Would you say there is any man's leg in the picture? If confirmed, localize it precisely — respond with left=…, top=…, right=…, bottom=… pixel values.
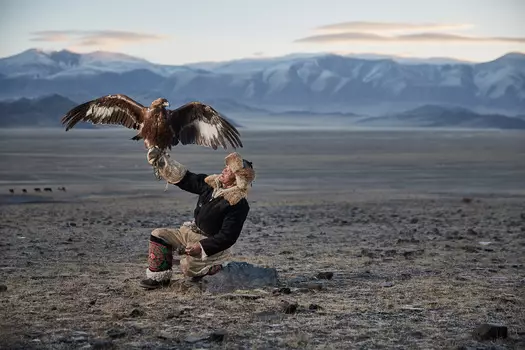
left=179, top=227, right=232, bottom=278
left=140, top=227, right=186, bottom=290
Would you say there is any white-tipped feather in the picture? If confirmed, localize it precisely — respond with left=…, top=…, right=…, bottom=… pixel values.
left=197, top=120, right=220, bottom=143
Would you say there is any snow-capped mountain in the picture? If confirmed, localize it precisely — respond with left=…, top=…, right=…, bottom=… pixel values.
left=0, top=49, right=523, bottom=114
left=0, top=49, right=191, bottom=78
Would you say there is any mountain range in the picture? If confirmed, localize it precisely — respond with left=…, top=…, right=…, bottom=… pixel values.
left=2, top=94, right=524, bottom=130
left=0, top=49, right=524, bottom=117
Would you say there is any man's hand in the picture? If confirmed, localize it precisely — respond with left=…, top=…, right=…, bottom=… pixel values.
left=185, top=243, right=202, bottom=257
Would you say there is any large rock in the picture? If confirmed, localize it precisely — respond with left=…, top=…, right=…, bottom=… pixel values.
left=472, top=323, right=508, bottom=341
left=203, top=261, right=279, bottom=293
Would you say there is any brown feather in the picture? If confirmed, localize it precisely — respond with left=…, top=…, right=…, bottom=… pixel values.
left=62, top=96, right=242, bottom=152
left=61, top=94, right=145, bottom=131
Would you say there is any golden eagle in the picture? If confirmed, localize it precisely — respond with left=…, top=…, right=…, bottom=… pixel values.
left=61, top=94, right=243, bottom=151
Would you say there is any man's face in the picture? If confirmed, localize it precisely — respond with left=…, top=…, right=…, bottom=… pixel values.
left=219, top=165, right=236, bottom=185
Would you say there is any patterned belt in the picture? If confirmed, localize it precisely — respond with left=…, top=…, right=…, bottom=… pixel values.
left=182, top=221, right=208, bottom=237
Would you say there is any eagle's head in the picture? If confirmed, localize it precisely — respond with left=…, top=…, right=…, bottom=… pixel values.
left=151, top=98, right=170, bottom=109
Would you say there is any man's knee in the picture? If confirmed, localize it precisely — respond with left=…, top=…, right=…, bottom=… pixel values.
left=151, top=228, right=170, bottom=241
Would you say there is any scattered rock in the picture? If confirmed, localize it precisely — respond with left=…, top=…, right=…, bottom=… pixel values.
left=309, top=303, right=322, bottom=310
left=462, top=245, right=480, bottom=253
left=185, top=330, right=226, bottom=343
left=91, top=339, right=115, bottom=349
left=381, top=282, right=394, bottom=288
left=254, top=311, right=282, bottom=321
left=410, top=218, right=419, bottom=224
left=403, top=249, right=425, bottom=259
left=462, top=197, right=473, bottom=204
left=410, top=331, right=424, bottom=338
left=281, top=301, right=298, bottom=314
left=316, top=271, right=334, bottom=280
left=467, top=228, right=478, bottom=236
left=360, top=248, right=379, bottom=258
left=399, top=273, right=412, bottom=280
left=0, top=284, right=7, bottom=292
left=472, top=323, right=508, bottom=341
left=106, top=329, right=126, bottom=339
left=272, top=287, right=291, bottom=295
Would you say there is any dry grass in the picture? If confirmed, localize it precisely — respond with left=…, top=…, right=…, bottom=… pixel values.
left=1, top=194, right=524, bottom=349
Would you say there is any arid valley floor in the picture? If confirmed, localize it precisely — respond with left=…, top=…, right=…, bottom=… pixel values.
left=1, top=128, right=524, bottom=349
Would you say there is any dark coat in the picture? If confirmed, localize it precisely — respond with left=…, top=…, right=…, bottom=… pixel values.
left=175, top=171, right=250, bottom=256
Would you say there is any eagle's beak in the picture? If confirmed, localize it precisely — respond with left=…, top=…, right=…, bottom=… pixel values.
left=163, top=101, right=170, bottom=108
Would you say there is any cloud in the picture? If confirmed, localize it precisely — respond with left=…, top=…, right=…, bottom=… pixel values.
left=30, top=30, right=168, bottom=48
left=315, top=21, right=473, bottom=34
left=294, top=32, right=525, bottom=44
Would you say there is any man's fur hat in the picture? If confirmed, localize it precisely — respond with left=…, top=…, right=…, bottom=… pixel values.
left=224, top=152, right=255, bottom=190
left=204, top=152, right=256, bottom=205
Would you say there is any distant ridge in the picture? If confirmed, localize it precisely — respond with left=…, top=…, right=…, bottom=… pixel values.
left=0, top=49, right=524, bottom=115
left=0, top=94, right=84, bottom=128
left=1, top=94, right=524, bottom=130
left=358, top=104, right=525, bottom=129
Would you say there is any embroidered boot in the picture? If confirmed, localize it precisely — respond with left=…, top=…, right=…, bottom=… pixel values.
left=140, top=235, right=173, bottom=290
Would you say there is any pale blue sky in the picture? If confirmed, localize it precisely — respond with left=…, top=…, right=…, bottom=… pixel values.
left=1, top=0, right=524, bottom=64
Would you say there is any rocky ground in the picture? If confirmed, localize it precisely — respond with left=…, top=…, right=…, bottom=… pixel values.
left=1, top=191, right=524, bottom=349
left=1, top=128, right=524, bottom=349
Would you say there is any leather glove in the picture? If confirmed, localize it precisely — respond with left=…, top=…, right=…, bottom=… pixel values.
left=147, top=146, right=165, bottom=167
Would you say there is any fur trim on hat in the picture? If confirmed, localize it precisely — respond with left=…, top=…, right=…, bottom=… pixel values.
left=205, top=174, right=248, bottom=206
left=225, top=152, right=244, bottom=173
left=224, top=152, right=255, bottom=189
left=204, top=152, right=255, bottom=205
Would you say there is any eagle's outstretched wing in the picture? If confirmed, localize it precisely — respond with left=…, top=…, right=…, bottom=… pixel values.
left=61, top=94, right=146, bottom=131
left=168, top=101, right=243, bottom=150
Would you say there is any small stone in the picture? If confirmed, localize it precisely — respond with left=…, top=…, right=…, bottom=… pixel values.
left=462, top=197, right=473, bottom=204
left=106, top=329, right=126, bottom=339
left=309, top=303, right=322, bottom=310
left=0, top=284, right=7, bottom=292
left=91, top=339, right=114, bottom=349
left=281, top=301, right=298, bottom=314
left=185, top=330, right=226, bottom=343
left=410, top=331, right=424, bottom=338
left=472, top=323, right=508, bottom=340
left=410, top=218, right=418, bottom=224
left=68, top=222, right=77, bottom=227
left=209, top=330, right=227, bottom=342
left=381, top=282, right=394, bottom=288
left=316, top=272, right=334, bottom=280
left=467, top=228, right=478, bottom=236
left=129, top=308, right=144, bottom=318
left=272, top=287, right=291, bottom=295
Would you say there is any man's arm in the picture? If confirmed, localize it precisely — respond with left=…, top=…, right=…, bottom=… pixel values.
left=147, top=147, right=209, bottom=195
left=199, top=201, right=250, bottom=257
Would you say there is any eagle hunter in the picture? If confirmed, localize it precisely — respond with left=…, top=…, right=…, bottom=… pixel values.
left=61, top=94, right=243, bottom=151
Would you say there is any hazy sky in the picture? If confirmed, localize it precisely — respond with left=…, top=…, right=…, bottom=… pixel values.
left=1, top=0, right=524, bottom=64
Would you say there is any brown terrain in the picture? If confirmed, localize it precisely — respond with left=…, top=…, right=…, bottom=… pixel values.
left=0, top=128, right=524, bottom=349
